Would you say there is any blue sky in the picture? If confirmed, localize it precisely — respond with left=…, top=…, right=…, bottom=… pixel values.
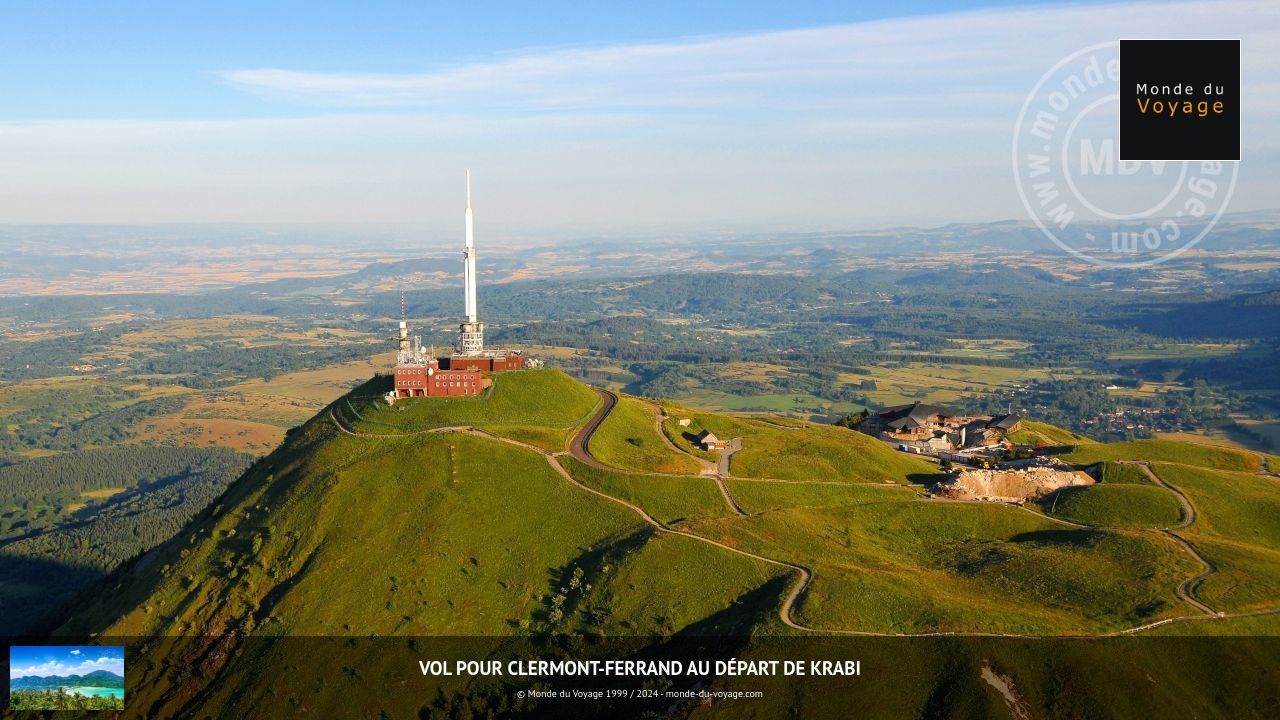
left=9, top=646, right=124, bottom=679
left=1, top=0, right=1276, bottom=233
left=1, top=0, right=1080, bottom=120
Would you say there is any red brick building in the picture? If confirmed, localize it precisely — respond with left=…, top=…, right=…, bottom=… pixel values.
left=393, top=360, right=482, bottom=398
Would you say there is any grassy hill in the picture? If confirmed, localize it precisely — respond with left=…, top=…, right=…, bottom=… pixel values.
left=588, top=396, right=702, bottom=475
left=1063, top=438, right=1261, bottom=472
left=1010, top=419, right=1094, bottom=445
left=700, top=481, right=1195, bottom=634
left=1038, top=484, right=1185, bottom=529
left=1152, top=463, right=1280, bottom=612
left=1099, top=461, right=1155, bottom=484
left=661, top=404, right=940, bottom=483
left=561, top=456, right=728, bottom=525
left=338, top=368, right=599, bottom=452
left=41, top=369, right=1280, bottom=717
left=58, top=414, right=772, bottom=641
left=341, top=368, right=598, bottom=444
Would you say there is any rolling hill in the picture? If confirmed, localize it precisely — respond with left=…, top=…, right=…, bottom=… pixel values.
left=10, top=670, right=124, bottom=691
left=45, top=368, right=1280, bottom=718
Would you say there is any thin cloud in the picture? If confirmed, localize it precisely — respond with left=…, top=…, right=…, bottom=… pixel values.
left=220, top=0, right=1279, bottom=113
left=2, top=0, right=1277, bottom=225
left=10, top=656, right=123, bottom=679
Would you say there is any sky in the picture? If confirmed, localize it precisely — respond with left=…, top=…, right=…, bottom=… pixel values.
left=9, top=646, right=124, bottom=679
left=1, top=0, right=1277, bottom=237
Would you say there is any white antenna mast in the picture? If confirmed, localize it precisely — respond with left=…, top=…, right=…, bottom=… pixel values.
left=463, top=170, right=477, bottom=323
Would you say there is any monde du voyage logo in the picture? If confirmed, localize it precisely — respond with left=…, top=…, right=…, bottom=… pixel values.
left=1013, top=39, right=1241, bottom=267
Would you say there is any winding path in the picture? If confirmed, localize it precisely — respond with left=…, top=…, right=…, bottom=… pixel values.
left=648, top=401, right=719, bottom=477
left=714, top=438, right=749, bottom=517
left=1258, top=453, right=1280, bottom=481
left=1119, top=461, right=1222, bottom=616
left=628, top=396, right=745, bottom=515
left=329, top=399, right=815, bottom=631
left=328, top=396, right=1276, bottom=638
left=567, top=388, right=617, bottom=471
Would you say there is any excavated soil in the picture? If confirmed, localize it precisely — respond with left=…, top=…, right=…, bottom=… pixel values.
left=934, top=460, right=1095, bottom=503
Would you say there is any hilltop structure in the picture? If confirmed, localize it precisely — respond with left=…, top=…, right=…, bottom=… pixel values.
left=390, top=173, right=533, bottom=400
left=391, top=316, right=481, bottom=398
left=441, top=172, right=527, bottom=372
left=457, top=170, right=483, bottom=355
left=857, top=401, right=1021, bottom=456
left=696, top=429, right=727, bottom=451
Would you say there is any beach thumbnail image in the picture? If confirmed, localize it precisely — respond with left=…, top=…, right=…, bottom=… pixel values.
left=8, top=646, right=124, bottom=711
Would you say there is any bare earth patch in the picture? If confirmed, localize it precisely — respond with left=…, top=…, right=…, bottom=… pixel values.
left=980, top=660, right=1032, bottom=720
left=934, top=459, right=1095, bottom=503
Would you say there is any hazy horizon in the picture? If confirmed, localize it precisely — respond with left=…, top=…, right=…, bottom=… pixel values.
left=2, top=0, right=1277, bottom=236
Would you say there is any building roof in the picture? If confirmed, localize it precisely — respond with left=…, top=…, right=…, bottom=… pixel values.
left=877, top=402, right=960, bottom=430
left=451, top=349, right=523, bottom=359
left=695, top=430, right=720, bottom=444
left=988, top=414, right=1022, bottom=430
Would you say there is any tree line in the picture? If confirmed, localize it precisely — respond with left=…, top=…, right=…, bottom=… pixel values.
left=0, top=445, right=250, bottom=634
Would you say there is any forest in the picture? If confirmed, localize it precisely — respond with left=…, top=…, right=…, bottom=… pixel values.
left=8, top=689, right=124, bottom=711
left=1, top=395, right=191, bottom=455
left=0, top=446, right=250, bottom=634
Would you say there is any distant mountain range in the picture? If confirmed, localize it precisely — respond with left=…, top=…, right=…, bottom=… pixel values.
left=3, top=210, right=1279, bottom=297
left=10, top=669, right=124, bottom=690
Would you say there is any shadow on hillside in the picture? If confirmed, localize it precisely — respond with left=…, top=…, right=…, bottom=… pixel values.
left=0, top=553, right=102, bottom=635
left=1008, top=528, right=1102, bottom=547
left=907, top=472, right=948, bottom=487
left=680, top=431, right=702, bottom=446
left=534, top=527, right=657, bottom=631
left=674, top=573, right=791, bottom=637
left=62, top=467, right=208, bottom=529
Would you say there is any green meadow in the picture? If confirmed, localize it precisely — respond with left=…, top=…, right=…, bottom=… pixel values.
left=682, top=487, right=1197, bottom=635
left=725, top=479, right=919, bottom=514
left=346, top=368, right=600, bottom=433
left=561, top=456, right=729, bottom=525
left=588, top=395, right=702, bottom=475
left=1153, top=463, right=1280, bottom=612
left=1100, top=461, right=1155, bottom=484
left=662, top=407, right=939, bottom=483
left=46, top=369, right=1280, bottom=717
left=1039, top=484, right=1186, bottom=529
left=1063, top=439, right=1261, bottom=473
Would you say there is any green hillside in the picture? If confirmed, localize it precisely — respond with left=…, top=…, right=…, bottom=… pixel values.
left=1011, top=419, right=1094, bottom=445
left=42, top=369, right=1280, bottom=717
left=59, top=416, right=770, bottom=641
left=344, top=368, right=599, bottom=432
left=588, top=395, right=702, bottom=475
left=690, top=484, right=1196, bottom=634
left=1063, top=438, right=1261, bottom=472
left=1100, top=461, right=1155, bottom=484
left=561, top=456, right=728, bottom=525
left=1152, top=463, right=1280, bottom=612
left=662, top=405, right=940, bottom=483
left=1038, top=484, right=1186, bottom=529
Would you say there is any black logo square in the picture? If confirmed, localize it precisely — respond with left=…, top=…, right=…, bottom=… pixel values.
left=1120, top=39, right=1239, bottom=160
